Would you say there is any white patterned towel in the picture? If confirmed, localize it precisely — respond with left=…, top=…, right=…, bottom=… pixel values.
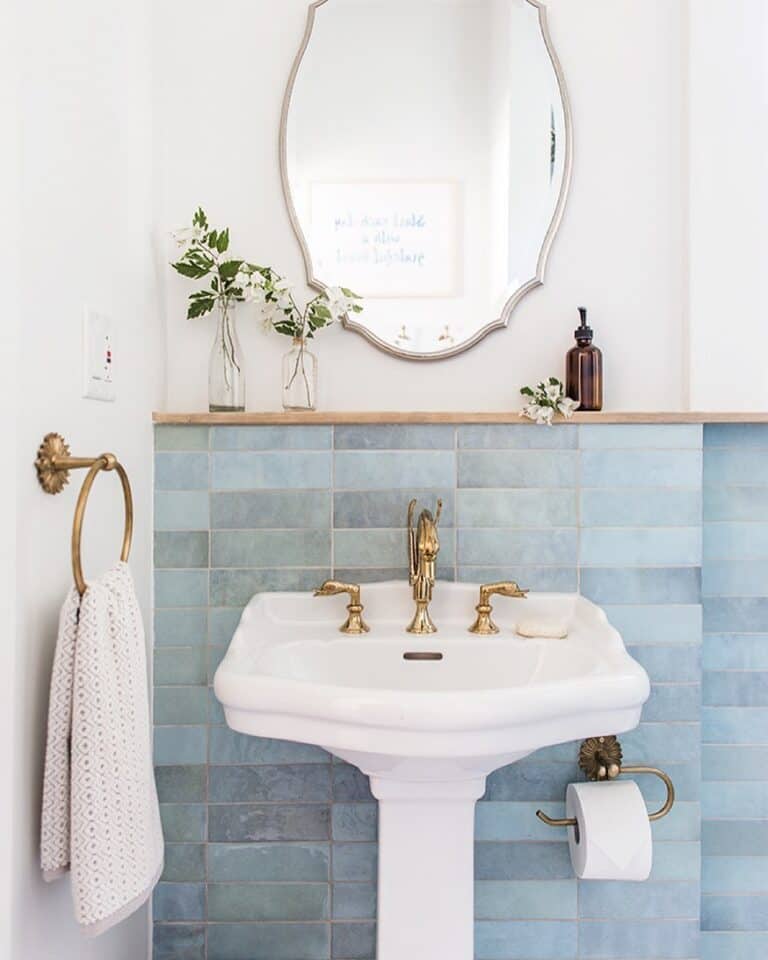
left=41, top=562, right=163, bottom=936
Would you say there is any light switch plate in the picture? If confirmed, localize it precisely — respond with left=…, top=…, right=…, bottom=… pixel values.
left=82, top=308, right=115, bottom=402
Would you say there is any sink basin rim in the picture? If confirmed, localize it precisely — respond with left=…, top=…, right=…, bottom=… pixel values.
left=213, top=585, right=650, bottom=736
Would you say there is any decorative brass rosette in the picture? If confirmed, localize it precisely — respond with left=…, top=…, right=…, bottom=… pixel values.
left=35, top=433, right=71, bottom=494
left=578, top=735, right=623, bottom=781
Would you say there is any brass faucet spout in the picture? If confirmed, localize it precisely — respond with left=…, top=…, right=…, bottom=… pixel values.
left=406, top=498, right=442, bottom=634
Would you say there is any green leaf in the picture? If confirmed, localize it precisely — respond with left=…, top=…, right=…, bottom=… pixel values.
left=217, top=228, right=230, bottom=254
left=273, top=321, right=298, bottom=337
left=341, top=287, right=361, bottom=299
left=207, top=229, right=218, bottom=249
left=219, top=259, right=242, bottom=280
left=187, top=297, right=215, bottom=319
left=173, top=261, right=211, bottom=279
left=193, top=207, right=208, bottom=229
left=520, top=386, right=534, bottom=396
left=177, top=248, right=214, bottom=270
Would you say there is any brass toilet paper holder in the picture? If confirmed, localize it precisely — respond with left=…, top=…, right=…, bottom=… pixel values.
left=535, top=735, right=676, bottom=827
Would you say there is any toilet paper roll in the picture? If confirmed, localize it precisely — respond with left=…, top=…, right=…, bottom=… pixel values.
left=566, top=780, right=652, bottom=881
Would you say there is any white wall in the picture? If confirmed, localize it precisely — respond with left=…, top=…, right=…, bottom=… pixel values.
left=1, top=3, right=21, bottom=956
left=10, top=1, right=164, bottom=958
left=688, top=0, right=768, bottom=410
left=155, top=0, right=687, bottom=412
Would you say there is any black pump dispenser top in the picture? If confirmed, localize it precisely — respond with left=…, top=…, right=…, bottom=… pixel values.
left=575, top=306, right=593, bottom=343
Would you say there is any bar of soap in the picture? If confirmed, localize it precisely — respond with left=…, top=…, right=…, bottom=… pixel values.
left=516, top=618, right=568, bottom=639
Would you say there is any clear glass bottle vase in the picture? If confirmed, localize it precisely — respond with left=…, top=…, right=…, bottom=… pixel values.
left=282, top=337, right=317, bottom=411
left=209, top=300, right=245, bottom=412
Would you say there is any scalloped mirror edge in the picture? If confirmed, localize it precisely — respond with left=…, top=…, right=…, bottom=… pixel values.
left=279, top=0, right=573, bottom=361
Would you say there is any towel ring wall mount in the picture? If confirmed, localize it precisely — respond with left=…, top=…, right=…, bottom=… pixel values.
left=35, top=432, right=133, bottom=595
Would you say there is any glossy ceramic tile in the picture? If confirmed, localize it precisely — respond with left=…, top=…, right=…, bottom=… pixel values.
left=155, top=425, right=210, bottom=451
left=155, top=491, right=210, bottom=531
left=458, top=450, right=578, bottom=488
left=211, top=490, right=330, bottom=529
left=211, top=529, right=330, bottom=568
left=335, top=450, right=455, bottom=490
left=207, top=843, right=330, bottom=882
left=154, top=646, right=207, bottom=685
left=154, top=608, right=208, bottom=647
left=335, top=423, right=454, bottom=449
left=334, top=489, right=455, bottom=528
left=155, top=453, right=209, bottom=490
left=458, top=424, right=578, bottom=449
left=154, top=531, right=210, bottom=568
left=579, top=424, right=702, bottom=449
left=212, top=425, right=332, bottom=450
left=211, top=451, right=331, bottom=490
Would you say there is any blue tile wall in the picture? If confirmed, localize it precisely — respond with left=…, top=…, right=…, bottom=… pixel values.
left=151, top=421, right=765, bottom=959
left=702, top=424, right=768, bottom=960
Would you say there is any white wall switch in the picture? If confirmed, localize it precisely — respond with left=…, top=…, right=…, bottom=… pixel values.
left=82, top=308, right=116, bottom=402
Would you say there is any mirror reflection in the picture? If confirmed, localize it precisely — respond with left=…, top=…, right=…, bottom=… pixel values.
left=283, top=0, right=571, bottom=359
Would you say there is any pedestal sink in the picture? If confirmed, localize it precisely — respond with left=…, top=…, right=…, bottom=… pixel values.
left=214, top=582, right=649, bottom=960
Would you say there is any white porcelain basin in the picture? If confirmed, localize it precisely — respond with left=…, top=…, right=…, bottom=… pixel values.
left=214, top=581, right=649, bottom=779
left=214, top=581, right=649, bottom=960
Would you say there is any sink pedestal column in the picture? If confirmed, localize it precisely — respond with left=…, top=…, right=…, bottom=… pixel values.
left=370, top=776, right=486, bottom=960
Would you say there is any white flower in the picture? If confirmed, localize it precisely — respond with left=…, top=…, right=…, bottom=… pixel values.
left=275, top=288, right=293, bottom=312
left=545, top=382, right=562, bottom=403
left=235, top=270, right=250, bottom=288
left=260, top=305, right=277, bottom=332
left=172, top=225, right=203, bottom=248
left=245, top=285, right=268, bottom=305
left=254, top=296, right=282, bottom=331
left=557, top=397, right=580, bottom=419
left=324, top=286, right=356, bottom=321
left=521, top=403, right=542, bottom=422
left=521, top=400, right=557, bottom=426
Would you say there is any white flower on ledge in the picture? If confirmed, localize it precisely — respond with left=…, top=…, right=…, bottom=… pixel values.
left=520, top=378, right=579, bottom=426
left=557, top=396, right=580, bottom=419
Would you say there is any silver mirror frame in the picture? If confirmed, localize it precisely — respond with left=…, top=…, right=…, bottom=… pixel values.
left=279, top=0, right=573, bottom=361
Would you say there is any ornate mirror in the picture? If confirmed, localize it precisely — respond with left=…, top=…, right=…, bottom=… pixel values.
left=281, top=0, right=572, bottom=360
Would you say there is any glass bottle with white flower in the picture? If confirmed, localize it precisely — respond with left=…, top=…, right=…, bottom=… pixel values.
left=171, top=208, right=279, bottom=412
left=520, top=378, right=580, bottom=425
left=236, top=268, right=362, bottom=411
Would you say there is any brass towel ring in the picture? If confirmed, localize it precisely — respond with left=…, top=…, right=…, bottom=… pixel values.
left=35, top=433, right=133, bottom=596
left=536, top=735, right=676, bottom=827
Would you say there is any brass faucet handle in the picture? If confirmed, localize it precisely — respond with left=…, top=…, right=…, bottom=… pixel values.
left=469, top=581, right=529, bottom=635
left=313, top=580, right=370, bottom=635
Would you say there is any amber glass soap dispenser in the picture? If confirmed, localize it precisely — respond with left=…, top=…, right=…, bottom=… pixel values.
left=566, top=307, right=603, bottom=411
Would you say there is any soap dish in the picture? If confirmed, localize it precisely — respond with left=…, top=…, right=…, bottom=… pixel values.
left=516, top=619, right=569, bottom=639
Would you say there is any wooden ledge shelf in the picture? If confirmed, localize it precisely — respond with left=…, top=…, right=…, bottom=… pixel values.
left=153, top=411, right=768, bottom=425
